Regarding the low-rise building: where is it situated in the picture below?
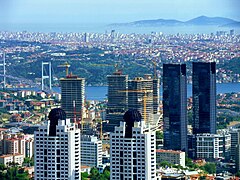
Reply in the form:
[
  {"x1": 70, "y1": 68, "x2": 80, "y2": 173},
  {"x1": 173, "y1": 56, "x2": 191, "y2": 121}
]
[
  {"x1": 195, "y1": 133, "x2": 231, "y2": 160},
  {"x1": 0, "y1": 153, "x2": 24, "y2": 166},
  {"x1": 156, "y1": 149, "x2": 185, "y2": 167}
]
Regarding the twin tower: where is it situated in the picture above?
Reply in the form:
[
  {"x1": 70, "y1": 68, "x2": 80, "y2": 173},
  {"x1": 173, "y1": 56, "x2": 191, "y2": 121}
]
[{"x1": 163, "y1": 62, "x2": 216, "y2": 152}]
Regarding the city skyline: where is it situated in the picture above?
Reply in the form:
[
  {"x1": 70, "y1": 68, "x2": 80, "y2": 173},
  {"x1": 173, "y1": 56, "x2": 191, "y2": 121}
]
[{"x1": 0, "y1": 0, "x2": 240, "y2": 24}]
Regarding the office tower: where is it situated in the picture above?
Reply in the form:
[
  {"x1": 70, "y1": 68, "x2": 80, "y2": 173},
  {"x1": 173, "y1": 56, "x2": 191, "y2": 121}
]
[
  {"x1": 128, "y1": 75, "x2": 154, "y2": 124},
  {"x1": 81, "y1": 135, "x2": 102, "y2": 167},
  {"x1": 110, "y1": 30, "x2": 115, "y2": 43},
  {"x1": 163, "y1": 64, "x2": 187, "y2": 151},
  {"x1": 110, "y1": 109, "x2": 156, "y2": 180},
  {"x1": 192, "y1": 62, "x2": 216, "y2": 134},
  {"x1": 106, "y1": 71, "x2": 128, "y2": 132},
  {"x1": 60, "y1": 75, "x2": 85, "y2": 122},
  {"x1": 230, "y1": 129, "x2": 240, "y2": 160},
  {"x1": 34, "y1": 108, "x2": 81, "y2": 180},
  {"x1": 83, "y1": 32, "x2": 89, "y2": 43}
]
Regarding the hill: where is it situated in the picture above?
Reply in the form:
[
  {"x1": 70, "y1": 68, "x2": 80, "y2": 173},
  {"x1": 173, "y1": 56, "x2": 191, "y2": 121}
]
[{"x1": 110, "y1": 16, "x2": 240, "y2": 27}]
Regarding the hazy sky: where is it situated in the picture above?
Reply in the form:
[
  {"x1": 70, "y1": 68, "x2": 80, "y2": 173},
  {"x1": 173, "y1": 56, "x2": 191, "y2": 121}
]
[{"x1": 0, "y1": 0, "x2": 239, "y2": 24}]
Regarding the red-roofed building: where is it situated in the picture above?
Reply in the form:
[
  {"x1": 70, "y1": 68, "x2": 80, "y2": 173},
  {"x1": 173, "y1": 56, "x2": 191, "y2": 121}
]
[{"x1": 156, "y1": 149, "x2": 185, "y2": 167}]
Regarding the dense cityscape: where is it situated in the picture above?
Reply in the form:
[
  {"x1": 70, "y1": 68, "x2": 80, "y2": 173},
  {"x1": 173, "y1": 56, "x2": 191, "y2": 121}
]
[
  {"x1": 0, "y1": 0, "x2": 240, "y2": 180},
  {"x1": 0, "y1": 27, "x2": 239, "y2": 179}
]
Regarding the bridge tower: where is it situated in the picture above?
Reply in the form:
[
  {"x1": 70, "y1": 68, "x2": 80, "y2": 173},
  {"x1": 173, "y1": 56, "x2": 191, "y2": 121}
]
[
  {"x1": 0, "y1": 52, "x2": 6, "y2": 88},
  {"x1": 41, "y1": 61, "x2": 52, "y2": 91}
]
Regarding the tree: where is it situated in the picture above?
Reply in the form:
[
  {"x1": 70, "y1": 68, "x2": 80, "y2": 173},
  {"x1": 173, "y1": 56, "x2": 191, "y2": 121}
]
[
  {"x1": 81, "y1": 172, "x2": 88, "y2": 180},
  {"x1": 90, "y1": 167, "x2": 100, "y2": 180},
  {"x1": 159, "y1": 161, "x2": 172, "y2": 168},
  {"x1": 235, "y1": 171, "x2": 240, "y2": 177},
  {"x1": 103, "y1": 166, "x2": 110, "y2": 179},
  {"x1": 203, "y1": 163, "x2": 216, "y2": 174}
]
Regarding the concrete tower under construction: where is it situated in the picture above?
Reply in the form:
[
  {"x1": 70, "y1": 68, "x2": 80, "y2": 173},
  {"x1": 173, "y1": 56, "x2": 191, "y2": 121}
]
[
  {"x1": 128, "y1": 75, "x2": 154, "y2": 125},
  {"x1": 60, "y1": 75, "x2": 85, "y2": 122},
  {"x1": 106, "y1": 71, "x2": 128, "y2": 132}
]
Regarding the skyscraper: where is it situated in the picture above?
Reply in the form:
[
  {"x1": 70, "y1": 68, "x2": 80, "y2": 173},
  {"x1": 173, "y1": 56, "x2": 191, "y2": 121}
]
[
  {"x1": 128, "y1": 75, "x2": 154, "y2": 124},
  {"x1": 110, "y1": 109, "x2": 156, "y2": 180},
  {"x1": 60, "y1": 75, "x2": 85, "y2": 122},
  {"x1": 192, "y1": 62, "x2": 216, "y2": 134},
  {"x1": 163, "y1": 64, "x2": 187, "y2": 151},
  {"x1": 106, "y1": 71, "x2": 128, "y2": 132},
  {"x1": 34, "y1": 108, "x2": 81, "y2": 180}
]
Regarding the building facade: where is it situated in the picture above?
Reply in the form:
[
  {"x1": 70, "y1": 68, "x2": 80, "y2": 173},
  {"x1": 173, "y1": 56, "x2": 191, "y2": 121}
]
[
  {"x1": 195, "y1": 133, "x2": 231, "y2": 160},
  {"x1": 34, "y1": 108, "x2": 81, "y2": 180},
  {"x1": 60, "y1": 75, "x2": 85, "y2": 122},
  {"x1": 110, "y1": 110, "x2": 156, "y2": 180},
  {"x1": 106, "y1": 72, "x2": 128, "y2": 132},
  {"x1": 156, "y1": 149, "x2": 185, "y2": 167},
  {"x1": 230, "y1": 128, "x2": 240, "y2": 160},
  {"x1": 192, "y1": 62, "x2": 216, "y2": 134},
  {"x1": 236, "y1": 144, "x2": 240, "y2": 172},
  {"x1": 81, "y1": 135, "x2": 102, "y2": 167},
  {"x1": 163, "y1": 64, "x2": 187, "y2": 151}
]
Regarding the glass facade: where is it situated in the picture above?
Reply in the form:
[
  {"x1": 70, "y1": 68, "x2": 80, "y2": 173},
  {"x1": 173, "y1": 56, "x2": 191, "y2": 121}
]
[
  {"x1": 163, "y1": 64, "x2": 187, "y2": 151},
  {"x1": 192, "y1": 62, "x2": 216, "y2": 134}
]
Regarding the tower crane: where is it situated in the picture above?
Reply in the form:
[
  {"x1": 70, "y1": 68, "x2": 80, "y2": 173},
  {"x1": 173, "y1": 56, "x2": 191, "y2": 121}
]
[
  {"x1": 57, "y1": 62, "x2": 71, "y2": 77},
  {"x1": 119, "y1": 89, "x2": 153, "y2": 123}
]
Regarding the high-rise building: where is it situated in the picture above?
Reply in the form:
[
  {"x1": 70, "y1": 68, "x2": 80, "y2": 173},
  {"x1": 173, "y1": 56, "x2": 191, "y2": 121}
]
[
  {"x1": 83, "y1": 32, "x2": 89, "y2": 43},
  {"x1": 230, "y1": 129, "x2": 240, "y2": 160},
  {"x1": 106, "y1": 71, "x2": 128, "y2": 132},
  {"x1": 163, "y1": 64, "x2": 187, "y2": 151},
  {"x1": 128, "y1": 75, "x2": 154, "y2": 124},
  {"x1": 236, "y1": 144, "x2": 240, "y2": 172},
  {"x1": 192, "y1": 62, "x2": 216, "y2": 134},
  {"x1": 60, "y1": 75, "x2": 85, "y2": 122},
  {"x1": 81, "y1": 135, "x2": 102, "y2": 167},
  {"x1": 110, "y1": 109, "x2": 156, "y2": 180},
  {"x1": 34, "y1": 108, "x2": 81, "y2": 180}
]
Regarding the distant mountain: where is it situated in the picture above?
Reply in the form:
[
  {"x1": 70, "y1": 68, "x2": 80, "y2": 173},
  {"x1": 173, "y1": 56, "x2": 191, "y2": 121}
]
[
  {"x1": 185, "y1": 16, "x2": 237, "y2": 25},
  {"x1": 127, "y1": 19, "x2": 183, "y2": 26},
  {"x1": 110, "y1": 16, "x2": 240, "y2": 27}
]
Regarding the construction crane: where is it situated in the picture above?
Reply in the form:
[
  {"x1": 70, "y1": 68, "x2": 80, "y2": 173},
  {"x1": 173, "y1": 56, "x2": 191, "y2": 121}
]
[
  {"x1": 57, "y1": 62, "x2": 70, "y2": 77},
  {"x1": 119, "y1": 89, "x2": 153, "y2": 123}
]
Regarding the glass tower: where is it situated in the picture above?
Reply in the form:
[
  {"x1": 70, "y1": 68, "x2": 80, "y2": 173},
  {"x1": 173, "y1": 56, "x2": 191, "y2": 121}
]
[
  {"x1": 192, "y1": 62, "x2": 216, "y2": 134},
  {"x1": 163, "y1": 64, "x2": 187, "y2": 151}
]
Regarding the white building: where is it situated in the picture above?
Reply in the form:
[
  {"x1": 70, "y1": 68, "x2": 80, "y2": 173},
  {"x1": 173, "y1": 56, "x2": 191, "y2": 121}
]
[
  {"x1": 34, "y1": 108, "x2": 81, "y2": 180},
  {"x1": 0, "y1": 153, "x2": 24, "y2": 166},
  {"x1": 156, "y1": 149, "x2": 185, "y2": 167},
  {"x1": 110, "y1": 109, "x2": 156, "y2": 180},
  {"x1": 195, "y1": 133, "x2": 231, "y2": 159},
  {"x1": 81, "y1": 135, "x2": 102, "y2": 167}
]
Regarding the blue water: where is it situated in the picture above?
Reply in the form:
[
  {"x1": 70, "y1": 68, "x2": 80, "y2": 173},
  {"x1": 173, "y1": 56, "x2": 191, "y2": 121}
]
[
  {"x1": 52, "y1": 83, "x2": 240, "y2": 101},
  {"x1": 1, "y1": 23, "x2": 240, "y2": 35},
  {"x1": 6, "y1": 83, "x2": 240, "y2": 101}
]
